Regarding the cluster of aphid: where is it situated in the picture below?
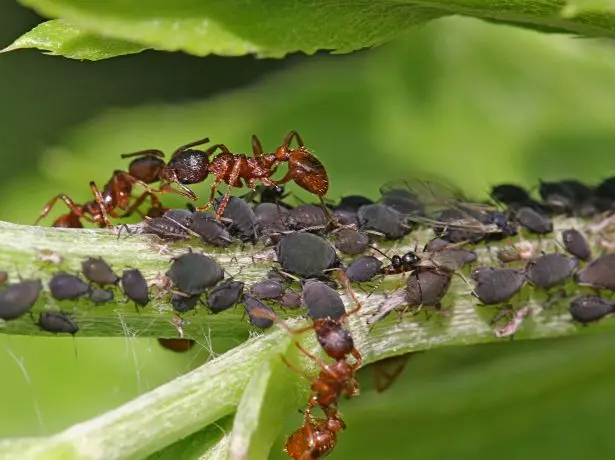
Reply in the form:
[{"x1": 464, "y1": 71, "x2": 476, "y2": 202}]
[{"x1": 16, "y1": 131, "x2": 615, "y2": 458}]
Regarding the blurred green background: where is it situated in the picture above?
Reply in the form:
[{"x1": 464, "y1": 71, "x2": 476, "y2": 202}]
[{"x1": 2, "y1": 1, "x2": 615, "y2": 458}]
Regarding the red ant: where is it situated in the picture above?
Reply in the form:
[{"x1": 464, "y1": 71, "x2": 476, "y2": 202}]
[{"x1": 284, "y1": 410, "x2": 346, "y2": 460}]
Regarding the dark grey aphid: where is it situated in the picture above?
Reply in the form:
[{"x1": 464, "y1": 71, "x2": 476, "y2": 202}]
[
  {"x1": 276, "y1": 232, "x2": 338, "y2": 278},
  {"x1": 143, "y1": 211, "x2": 191, "y2": 241},
  {"x1": 357, "y1": 203, "x2": 409, "y2": 240},
  {"x1": 243, "y1": 295, "x2": 275, "y2": 329},
  {"x1": 121, "y1": 269, "x2": 149, "y2": 307},
  {"x1": 187, "y1": 212, "x2": 232, "y2": 247},
  {"x1": 172, "y1": 294, "x2": 201, "y2": 313},
  {"x1": 286, "y1": 204, "x2": 329, "y2": 230},
  {"x1": 569, "y1": 295, "x2": 615, "y2": 324},
  {"x1": 525, "y1": 253, "x2": 578, "y2": 289},
  {"x1": 472, "y1": 267, "x2": 526, "y2": 305},
  {"x1": 423, "y1": 238, "x2": 450, "y2": 253},
  {"x1": 82, "y1": 257, "x2": 119, "y2": 286},
  {"x1": 214, "y1": 196, "x2": 257, "y2": 242},
  {"x1": 89, "y1": 288, "x2": 114, "y2": 305},
  {"x1": 38, "y1": 311, "x2": 79, "y2": 334},
  {"x1": 575, "y1": 254, "x2": 615, "y2": 291},
  {"x1": 333, "y1": 228, "x2": 369, "y2": 256},
  {"x1": 331, "y1": 208, "x2": 358, "y2": 226},
  {"x1": 166, "y1": 252, "x2": 224, "y2": 295},
  {"x1": 278, "y1": 291, "x2": 302, "y2": 309},
  {"x1": 562, "y1": 229, "x2": 591, "y2": 261},
  {"x1": 249, "y1": 280, "x2": 286, "y2": 299},
  {"x1": 345, "y1": 256, "x2": 382, "y2": 283},
  {"x1": 207, "y1": 280, "x2": 245, "y2": 314},
  {"x1": 254, "y1": 203, "x2": 289, "y2": 227},
  {"x1": 0, "y1": 280, "x2": 43, "y2": 320},
  {"x1": 336, "y1": 195, "x2": 374, "y2": 211},
  {"x1": 515, "y1": 207, "x2": 553, "y2": 234},
  {"x1": 49, "y1": 272, "x2": 90, "y2": 300},
  {"x1": 302, "y1": 280, "x2": 346, "y2": 321},
  {"x1": 539, "y1": 180, "x2": 595, "y2": 216},
  {"x1": 427, "y1": 248, "x2": 477, "y2": 271},
  {"x1": 406, "y1": 268, "x2": 452, "y2": 308}
]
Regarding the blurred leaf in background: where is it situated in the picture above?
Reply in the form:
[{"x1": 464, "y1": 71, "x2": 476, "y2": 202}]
[{"x1": 3, "y1": 1, "x2": 615, "y2": 458}]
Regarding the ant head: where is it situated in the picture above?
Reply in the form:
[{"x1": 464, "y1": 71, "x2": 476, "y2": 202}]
[
  {"x1": 400, "y1": 252, "x2": 420, "y2": 268},
  {"x1": 391, "y1": 255, "x2": 402, "y2": 268},
  {"x1": 165, "y1": 150, "x2": 210, "y2": 185}
]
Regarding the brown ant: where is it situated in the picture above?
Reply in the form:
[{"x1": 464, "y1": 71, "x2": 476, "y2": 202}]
[{"x1": 284, "y1": 410, "x2": 346, "y2": 460}]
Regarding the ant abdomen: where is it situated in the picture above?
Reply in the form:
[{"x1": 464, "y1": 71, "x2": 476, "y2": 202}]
[
  {"x1": 288, "y1": 148, "x2": 329, "y2": 196},
  {"x1": 165, "y1": 150, "x2": 210, "y2": 184},
  {"x1": 127, "y1": 156, "x2": 166, "y2": 184}
]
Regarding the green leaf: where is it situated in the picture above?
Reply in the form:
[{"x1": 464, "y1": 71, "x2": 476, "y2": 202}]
[
  {"x1": 14, "y1": 0, "x2": 615, "y2": 60},
  {"x1": 2, "y1": 19, "x2": 147, "y2": 60},
  {"x1": 562, "y1": 0, "x2": 615, "y2": 18}
]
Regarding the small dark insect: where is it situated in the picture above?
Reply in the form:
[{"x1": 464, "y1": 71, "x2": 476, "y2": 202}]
[
  {"x1": 562, "y1": 229, "x2": 591, "y2": 261},
  {"x1": 302, "y1": 279, "x2": 346, "y2": 321},
  {"x1": 594, "y1": 177, "x2": 615, "y2": 212},
  {"x1": 357, "y1": 203, "x2": 409, "y2": 240},
  {"x1": 284, "y1": 413, "x2": 345, "y2": 460},
  {"x1": 406, "y1": 267, "x2": 452, "y2": 309},
  {"x1": 496, "y1": 241, "x2": 538, "y2": 264},
  {"x1": 89, "y1": 288, "x2": 114, "y2": 305},
  {"x1": 48, "y1": 272, "x2": 90, "y2": 300},
  {"x1": 166, "y1": 252, "x2": 224, "y2": 295},
  {"x1": 253, "y1": 202, "x2": 290, "y2": 244},
  {"x1": 206, "y1": 280, "x2": 245, "y2": 314},
  {"x1": 82, "y1": 257, "x2": 119, "y2": 286},
  {"x1": 186, "y1": 212, "x2": 232, "y2": 247},
  {"x1": 575, "y1": 254, "x2": 615, "y2": 290},
  {"x1": 514, "y1": 207, "x2": 553, "y2": 234},
  {"x1": 336, "y1": 195, "x2": 374, "y2": 211},
  {"x1": 331, "y1": 208, "x2": 358, "y2": 226},
  {"x1": 242, "y1": 184, "x2": 290, "y2": 206},
  {"x1": 214, "y1": 195, "x2": 257, "y2": 242},
  {"x1": 286, "y1": 204, "x2": 329, "y2": 231},
  {"x1": 539, "y1": 179, "x2": 596, "y2": 216},
  {"x1": 569, "y1": 295, "x2": 615, "y2": 324},
  {"x1": 276, "y1": 232, "x2": 339, "y2": 278},
  {"x1": 38, "y1": 311, "x2": 79, "y2": 334},
  {"x1": 490, "y1": 184, "x2": 534, "y2": 208},
  {"x1": 121, "y1": 269, "x2": 149, "y2": 307},
  {"x1": 142, "y1": 209, "x2": 192, "y2": 241},
  {"x1": 345, "y1": 256, "x2": 383, "y2": 283},
  {"x1": 525, "y1": 253, "x2": 578, "y2": 289},
  {"x1": 0, "y1": 280, "x2": 43, "y2": 320},
  {"x1": 243, "y1": 295, "x2": 275, "y2": 329},
  {"x1": 332, "y1": 228, "x2": 369, "y2": 255},
  {"x1": 472, "y1": 267, "x2": 526, "y2": 305},
  {"x1": 172, "y1": 294, "x2": 201, "y2": 313},
  {"x1": 157, "y1": 338, "x2": 196, "y2": 352},
  {"x1": 278, "y1": 291, "x2": 302, "y2": 309},
  {"x1": 249, "y1": 279, "x2": 286, "y2": 299},
  {"x1": 0, "y1": 271, "x2": 7, "y2": 286}
]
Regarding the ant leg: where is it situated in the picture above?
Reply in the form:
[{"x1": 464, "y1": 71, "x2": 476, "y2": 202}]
[
  {"x1": 283, "y1": 130, "x2": 305, "y2": 150},
  {"x1": 202, "y1": 143, "x2": 232, "y2": 158},
  {"x1": 272, "y1": 171, "x2": 293, "y2": 187},
  {"x1": 115, "y1": 170, "x2": 198, "y2": 201},
  {"x1": 35, "y1": 194, "x2": 95, "y2": 226},
  {"x1": 89, "y1": 181, "x2": 111, "y2": 227},
  {"x1": 215, "y1": 159, "x2": 243, "y2": 219},
  {"x1": 118, "y1": 192, "x2": 158, "y2": 219},
  {"x1": 121, "y1": 149, "x2": 165, "y2": 159},
  {"x1": 196, "y1": 176, "x2": 224, "y2": 213},
  {"x1": 337, "y1": 270, "x2": 363, "y2": 317},
  {"x1": 171, "y1": 137, "x2": 211, "y2": 158},
  {"x1": 280, "y1": 355, "x2": 313, "y2": 383}
]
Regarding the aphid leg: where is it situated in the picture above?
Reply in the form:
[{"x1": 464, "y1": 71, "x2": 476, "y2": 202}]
[
  {"x1": 34, "y1": 193, "x2": 94, "y2": 225},
  {"x1": 89, "y1": 181, "x2": 112, "y2": 227},
  {"x1": 171, "y1": 137, "x2": 211, "y2": 158}
]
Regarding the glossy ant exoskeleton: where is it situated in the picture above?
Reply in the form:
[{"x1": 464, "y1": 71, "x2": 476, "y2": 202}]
[{"x1": 284, "y1": 410, "x2": 346, "y2": 459}]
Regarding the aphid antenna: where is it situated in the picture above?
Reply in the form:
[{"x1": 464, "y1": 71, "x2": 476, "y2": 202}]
[
  {"x1": 275, "y1": 269, "x2": 302, "y2": 284},
  {"x1": 160, "y1": 214, "x2": 202, "y2": 240},
  {"x1": 362, "y1": 229, "x2": 386, "y2": 239}
]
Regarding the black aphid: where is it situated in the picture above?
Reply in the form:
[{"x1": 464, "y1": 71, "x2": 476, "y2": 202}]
[
  {"x1": 121, "y1": 269, "x2": 149, "y2": 307},
  {"x1": 172, "y1": 294, "x2": 201, "y2": 313},
  {"x1": 38, "y1": 311, "x2": 79, "y2": 334},
  {"x1": 490, "y1": 184, "x2": 533, "y2": 207},
  {"x1": 331, "y1": 208, "x2": 358, "y2": 226},
  {"x1": 286, "y1": 204, "x2": 329, "y2": 231},
  {"x1": 336, "y1": 195, "x2": 374, "y2": 211},
  {"x1": 345, "y1": 256, "x2": 383, "y2": 283},
  {"x1": 166, "y1": 252, "x2": 224, "y2": 295},
  {"x1": 525, "y1": 253, "x2": 578, "y2": 289},
  {"x1": 302, "y1": 279, "x2": 346, "y2": 321},
  {"x1": 333, "y1": 228, "x2": 369, "y2": 255},
  {"x1": 243, "y1": 295, "x2": 275, "y2": 329},
  {"x1": 49, "y1": 272, "x2": 90, "y2": 300},
  {"x1": 82, "y1": 257, "x2": 119, "y2": 286},
  {"x1": 0, "y1": 280, "x2": 43, "y2": 320},
  {"x1": 594, "y1": 177, "x2": 615, "y2": 211},
  {"x1": 562, "y1": 229, "x2": 591, "y2": 261},
  {"x1": 278, "y1": 291, "x2": 302, "y2": 309},
  {"x1": 426, "y1": 247, "x2": 477, "y2": 271},
  {"x1": 575, "y1": 254, "x2": 615, "y2": 290},
  {"x1": 276, "y1": 232, "x2": 338, "y2": 277},
  {"x1": 143, "y1": 209, "x2": 192, "y2": 241},
  {"x1": 514, "y1": 207, "x2": 553, "y2": 234},
  {"x1": 472, "y1": 267, "x2": 526, "y2": 305},
  {"x1": 207, "y1": 280, "x2": 245, "y2": 314},
  {"x1": 357, "y1": 203, "x2": 409, "y2": 240},
  {"x1": 254, "y1": 203, "x2": 289, "y2": 244},
  {"x1": 249, "y1": 280, "x2": 286, "y2": 299},
  {"x1": 406, "y1": 268, "x2": 452, "y2": 309},
  {"x1": 187, "y1": 212, "x2": 232, "y2": 247},
  {"x1": 569, "y1": 295, "x2": 615, "y2": 324},
  {"x1": 214, "y1": 196, "x2": 257, "y2": 242},
  {"x1": 89, "y1": 288, "x2": 114, "y2": 305},
  {"x1": 539, "y1": 179, "x2": 595, "y2": 216}
]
